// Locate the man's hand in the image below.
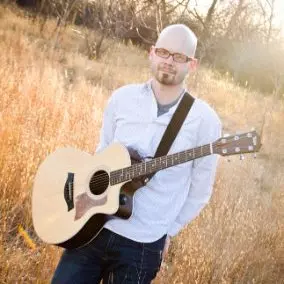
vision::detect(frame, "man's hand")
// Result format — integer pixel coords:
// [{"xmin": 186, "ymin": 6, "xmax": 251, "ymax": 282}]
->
[
  {"xmin": 160, "ymin": 235, "xmax": 171, "ymax": 277},
  {"xmin": 162, "ymin": 235, "xmax": 171, "ymax": 259}
]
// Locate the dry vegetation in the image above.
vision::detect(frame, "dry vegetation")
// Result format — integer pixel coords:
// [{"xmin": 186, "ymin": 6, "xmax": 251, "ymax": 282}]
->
[{"xmin": 0, "ymin": 5, "xmax": 283, "ymax": 284}]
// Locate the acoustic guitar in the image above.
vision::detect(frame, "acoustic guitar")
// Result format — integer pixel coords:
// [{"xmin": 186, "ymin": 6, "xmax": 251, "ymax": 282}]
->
[{"xmin": 32, "ymin": 131, "xmax": 261, "ymax": 249}]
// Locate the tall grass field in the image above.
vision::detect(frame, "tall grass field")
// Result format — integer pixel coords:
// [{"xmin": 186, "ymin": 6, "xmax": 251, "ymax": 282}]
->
[{"xmin": 0, "ymin": 5, "xmax": 283, "ymax": 284}]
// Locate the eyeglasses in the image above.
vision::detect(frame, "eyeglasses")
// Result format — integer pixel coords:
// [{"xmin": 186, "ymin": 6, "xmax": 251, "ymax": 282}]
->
[{"xmin": 154, "ymin": 48, "xmax": 194, "ymax": 63}]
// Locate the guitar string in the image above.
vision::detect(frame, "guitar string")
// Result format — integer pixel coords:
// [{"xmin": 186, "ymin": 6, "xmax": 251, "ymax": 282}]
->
[
  {"xmin": 67, "ymin": 140, "xmax": 240, "ymax": 189},
  {"xmin": 87, "ymin": 145, "xmax": 250, "ymax": 188},
  {"xmin": 66, "ymin": 134, "xmax": 251, "ymax": 187},
  {"xmin": 66, "ymin": 134, "xmax": 252, "ymax": 188},
  {"xmin": 76, "ymin": 148, "xmax": 212, "ymax": 183},
  {"xmin": 66, "ymin": 148, "xmax": 215, "ymax": 188},
  {"xmin": 64, "ymin": 136, "xmax": 250, "ymax": 187}
]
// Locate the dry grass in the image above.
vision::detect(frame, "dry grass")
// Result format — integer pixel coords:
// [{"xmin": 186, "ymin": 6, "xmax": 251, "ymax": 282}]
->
[{"xmin": 0, "ymin": 5, "xmax": 283, "ymax": 284}]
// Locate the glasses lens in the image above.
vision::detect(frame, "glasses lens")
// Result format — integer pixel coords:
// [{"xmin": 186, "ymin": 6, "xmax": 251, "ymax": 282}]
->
[
  {"xmin": 173, "ymin": 54, "xmax": 188, "ymax": 63},
  {"xmin": 155, "ymin": 48, "xmax": 170, "ymax": 58}
]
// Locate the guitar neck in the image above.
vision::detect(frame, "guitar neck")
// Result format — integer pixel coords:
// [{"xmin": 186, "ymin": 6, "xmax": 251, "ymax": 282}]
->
[
  {"xmin": 110, "ymin": 143, "xmax": 213, "ymax": 185},
  {"xmin": 108, "ymin": 130, "xmax": 261, "ymax": 185}
]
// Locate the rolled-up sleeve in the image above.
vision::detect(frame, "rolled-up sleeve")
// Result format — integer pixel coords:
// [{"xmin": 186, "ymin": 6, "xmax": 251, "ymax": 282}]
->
[{"xmin": 168, "ymin": 115, "xmax": 222, "ymax": 237}]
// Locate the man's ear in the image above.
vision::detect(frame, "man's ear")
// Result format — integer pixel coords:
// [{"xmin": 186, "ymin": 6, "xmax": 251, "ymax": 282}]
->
[
  {"xmin": 189, "ymin": 58, "xmax": 198, "ymax": 72},
  {"xmin": 149, "ymin": 45, "xmax": 155, "ymax": 60}
]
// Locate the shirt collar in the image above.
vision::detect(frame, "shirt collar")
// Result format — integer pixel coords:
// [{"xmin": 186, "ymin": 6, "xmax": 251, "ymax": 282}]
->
[{"xmin": 143, "ymin": 80, "xmax": 190, "ymax": 114}]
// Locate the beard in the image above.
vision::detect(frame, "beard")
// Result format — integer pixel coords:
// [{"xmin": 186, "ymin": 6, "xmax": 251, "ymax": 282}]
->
[
  {"xmin": 157, "ymin": 72, "xmax": 175, "ymax": 85},
  {"xmin": 152, "ymin": 63, "xmax": 186, "ymax": 86}
]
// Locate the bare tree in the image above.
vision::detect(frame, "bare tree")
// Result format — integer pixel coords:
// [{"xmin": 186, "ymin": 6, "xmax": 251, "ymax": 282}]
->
[
  {"xmin": 257, "ymin": 0, "xmax": 279, "ymax": 42},
  {"xmin": 224, "ymin": 0, "xmax": 246, "ymax": 39}
]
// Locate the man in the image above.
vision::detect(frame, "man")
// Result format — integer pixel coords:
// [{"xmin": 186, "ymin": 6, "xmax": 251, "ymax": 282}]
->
[{"xmin": 52, "ymin": 24, "xmax": 222, "ymax": 284}]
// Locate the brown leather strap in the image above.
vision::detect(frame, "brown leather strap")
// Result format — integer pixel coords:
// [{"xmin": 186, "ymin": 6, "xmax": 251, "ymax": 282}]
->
[{"xmin": 154, "ymin": 92, "xmax": 195, "ymax": 158}]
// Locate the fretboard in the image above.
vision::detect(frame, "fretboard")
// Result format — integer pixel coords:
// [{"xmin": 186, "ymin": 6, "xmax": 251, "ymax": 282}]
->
[{"xmin": 110, "ymin": 143, "xmax": 213, "ymax": 185}]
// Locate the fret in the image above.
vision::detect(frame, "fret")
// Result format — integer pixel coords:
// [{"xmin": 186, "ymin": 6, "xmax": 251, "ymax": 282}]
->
[
  {"xmin": 181, "ymin": 153, "xmax": 186, "ymax": 163},
  {"xmin": 155, "ymin": 159, "xmax": 158, "ymax": 170},
  {"xmin": 195, "ymin": 147, "xmax": 198, "ymax": 158},
  {"xmin": 130, "ymin": 167, "xmax": 135, "ymax": 179},
  {"xmin": 196, "ymin": 147, "xmax": 200, "ymax": 158},
  {"xmin": 184, "ymin": 153, "xmax": 187, "ymax": 162},
  {"xmin": 139, "ymin": 163, "xmax": 144, "ymax": 175},
  {"xmin": 158, "ymin": 158, "xmax": 162, "ymax": 170},
  {"xmin": 110, "ymin": 176, "xmax": 115, "ymax": 185},
  {"xmin": 150, "ymin": 161, "xmax": 153, "ymax": 174},
  {"xmin": 167, "ymin": 156, "xmax": 172, "ymax": 167},
  {"xmin": 188, "ymin": 151, "xmax": 191, "ymax": 160},
  {"xmin": 161, "ymin": 157, "xmax": 164, "ymax": 168},
  {"xmin": 141, "ymin": 163, "xmax": 144, "ymax": 175},
  {"xmin": 113, "ymin": 175, "xmax": 117, "ymax": 184},
  {"xmin": 174, "ymin": 154, "xmax": 178, "ymax": 163},
  {"xmin": 162, "ymin": 156, "xmax": 166, "ymax": 168},
  {"xmin": 203, "ymin": 146, "xmax": 207, "ymax": 156},
  {"xmin": 136, "ymin": 166, "xmax": 140, "ymax": 176},
  {"xmin": 146, "ymin": 161, "xmax": 151, "ymax": 175},
  {"xmin": 110, "ymin": 143, "xmax": 212, "ymax": 185},
  {"xmin": 128, "ymin": 168, "xmax": 132, "ymax": 179}
]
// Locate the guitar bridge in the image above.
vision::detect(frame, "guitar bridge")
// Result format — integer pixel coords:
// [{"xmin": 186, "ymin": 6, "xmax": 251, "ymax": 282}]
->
[{"xmin": 64, "ymin": 172, "xmax": 74, "ymax": 211}]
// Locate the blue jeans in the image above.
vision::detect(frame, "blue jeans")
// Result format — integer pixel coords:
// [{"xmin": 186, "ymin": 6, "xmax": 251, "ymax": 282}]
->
[{"xmin": 51, "ymin": 228, "xmax": 167, "ymax": 284}]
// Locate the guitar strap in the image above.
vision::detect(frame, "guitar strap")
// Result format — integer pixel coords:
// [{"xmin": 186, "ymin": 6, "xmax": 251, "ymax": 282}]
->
[
  {"xmin": 124, "ymin": 92, "xmax": 195, "ymax": 190},
  {"xmin": 143, "ymin": 92, "xmax": 195, "ymax": 183},
  {"xmin": 154, "ymin": 91, "xmax": 195, "ymax": 158}
]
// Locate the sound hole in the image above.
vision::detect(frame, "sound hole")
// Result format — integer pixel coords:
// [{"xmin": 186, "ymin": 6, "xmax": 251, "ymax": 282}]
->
[{"xmin": 89, "ymin": 170, "xmax": 109, "ymax": 195}]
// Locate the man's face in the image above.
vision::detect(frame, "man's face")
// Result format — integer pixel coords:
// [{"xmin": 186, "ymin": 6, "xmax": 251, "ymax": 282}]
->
[
  {"xmin": 149, "ymin": 26, "xmax": 197, "ymax": 86},
  {"xmin": 150, "ymin": 46, "xmax": 192, "ymax": 86}
]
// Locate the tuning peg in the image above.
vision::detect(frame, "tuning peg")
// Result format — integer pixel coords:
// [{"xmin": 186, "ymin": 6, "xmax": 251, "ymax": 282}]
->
[{"xmin": 240, "ymin": 154, "xmax": 245, "ymax": 160}]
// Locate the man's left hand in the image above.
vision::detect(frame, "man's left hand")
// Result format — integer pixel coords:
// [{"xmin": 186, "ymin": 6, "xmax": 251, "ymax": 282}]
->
[{"xmin": 162, "ymin": 235, "xmax": 171, "ymax": 259}]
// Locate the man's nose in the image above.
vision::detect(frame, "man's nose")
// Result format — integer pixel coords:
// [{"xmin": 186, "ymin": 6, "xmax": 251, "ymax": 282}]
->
[{"xmin": 164, "ymin": 54, "xmax": 174, "ymax": 64}]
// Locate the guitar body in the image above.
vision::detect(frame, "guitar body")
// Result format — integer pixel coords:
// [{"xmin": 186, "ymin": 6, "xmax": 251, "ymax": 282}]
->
[{"xmin": 32, "ymin": 143, "xmax": 133, "ymax": 249}]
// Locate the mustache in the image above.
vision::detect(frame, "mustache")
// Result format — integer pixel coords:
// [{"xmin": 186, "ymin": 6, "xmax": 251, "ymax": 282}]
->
[{"xmin": 158, "ymin": 64, "xmax": 176, "ymax": 74}]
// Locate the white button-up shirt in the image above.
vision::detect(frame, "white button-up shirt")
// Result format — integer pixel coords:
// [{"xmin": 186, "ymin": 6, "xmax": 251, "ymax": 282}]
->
[{"xmin": 96, "ymin": 81, "xmax": 222, "ymax": 242}]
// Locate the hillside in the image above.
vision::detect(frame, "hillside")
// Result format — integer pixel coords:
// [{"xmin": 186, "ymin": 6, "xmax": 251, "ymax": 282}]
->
[{"xmin": 0, "ymin": 5, "xmax": 283, "ymax": 283}]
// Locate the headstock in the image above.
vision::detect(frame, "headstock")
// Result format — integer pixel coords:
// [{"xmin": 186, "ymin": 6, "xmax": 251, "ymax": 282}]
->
[{"xmin": 213, "ymin": 130, "xmax": 262, "ymax": 157}]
